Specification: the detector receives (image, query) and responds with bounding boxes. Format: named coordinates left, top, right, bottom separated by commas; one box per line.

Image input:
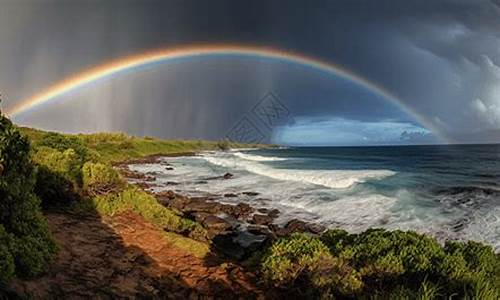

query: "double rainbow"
left=6, top=44, right=447, bottom=142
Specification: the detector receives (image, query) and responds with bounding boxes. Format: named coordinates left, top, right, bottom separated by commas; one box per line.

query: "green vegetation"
left=260, top=229, right=500, bottom=299
left=0, top=111, right=56, bottom=283
left=76, top=186, right=207, bottom=241
left=81, top=162, right=125, bottom=196
left=19, top=127, right=260, bottom=163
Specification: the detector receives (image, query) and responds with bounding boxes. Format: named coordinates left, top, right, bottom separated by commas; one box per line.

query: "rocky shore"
left=116, top=154, right=327, bottom=261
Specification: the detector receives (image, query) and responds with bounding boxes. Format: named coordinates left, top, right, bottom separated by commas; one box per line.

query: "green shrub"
left=36, top=132, right=88, bottom=164
left=258, top=228, right=500, bottom=299
left=32, top=146, right=82, bottom=185
left=80, top=187, right=207, bottom=240
left=261, top=233, right=362, bottom=297
left=32, top=146, right=83, bottom=208
left=216, top=139, right=231, bottom=151
left=0, top=225, right=15, bottom=283
left=82, top=162, right=124, bottom=195
left=0, top=111, right=56, bottom=281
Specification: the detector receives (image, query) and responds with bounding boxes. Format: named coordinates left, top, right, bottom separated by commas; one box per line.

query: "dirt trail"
left=11, top=211, right=266, bottom=299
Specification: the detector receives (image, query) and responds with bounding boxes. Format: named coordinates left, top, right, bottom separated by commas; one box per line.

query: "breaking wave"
left=201, top=153, right=395, bottom=189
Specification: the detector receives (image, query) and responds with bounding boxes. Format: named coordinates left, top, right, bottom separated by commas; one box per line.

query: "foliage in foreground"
left=261, top=229, right=500, bottom=299
left=0, top=112, right=56, bottom=283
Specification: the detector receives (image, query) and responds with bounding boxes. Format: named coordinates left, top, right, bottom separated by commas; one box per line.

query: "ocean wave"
left=232, top=152, right=287, bottom=162
left=201, top=154, right=395, bottom=189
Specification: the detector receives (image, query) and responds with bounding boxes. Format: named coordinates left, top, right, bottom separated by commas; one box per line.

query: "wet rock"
left=195, top=180, right=208, bottom=184
left=257, top=208, right=270, bottom=214
left=144, top=175, right=156, bottom=182
left=146, top=171, right=159, bottom=176
left=212, top=233, right=246, bottom=260
left=242, top=192, right=259, bottom=197
left=205, top=172, right=234, bottom=181
left=190, top=212, right=211, bottom=223
left=226, top=203, right=254, bottom=219
left=224, top=193, right=238, bottom=198
left=202, top=215, right=233, bottom=235
left=271, top=219, right=326, bottom=236
left=165, top=181, right=179, bottom=186
left=268, top=209, right=280, bottom=219
left=250, top=214, right=273, bottom=226
left=165, top=167, right=174, bottom=171
left=246, top=225, right=269, bottom=236
left=155, top=190, right=176, bottom=200
left=133, top=182, right=157, bottom=189
left=120, top=168, right=146, bottom=179
left=307, top=223, right=326, bottom=234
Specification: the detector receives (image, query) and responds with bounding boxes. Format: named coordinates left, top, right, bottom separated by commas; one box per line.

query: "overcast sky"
left=1, top=0, right=500, bottom=145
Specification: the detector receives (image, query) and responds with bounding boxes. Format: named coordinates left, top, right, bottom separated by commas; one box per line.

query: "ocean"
left=129, top=144, right=500, bottom=251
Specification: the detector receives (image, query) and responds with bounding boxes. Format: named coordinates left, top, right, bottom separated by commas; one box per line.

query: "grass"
left=18, top=127, right=267, bottom=163
left=73, top=187, right=208, bottom=241
left=162, top=232, right=210, bottom=258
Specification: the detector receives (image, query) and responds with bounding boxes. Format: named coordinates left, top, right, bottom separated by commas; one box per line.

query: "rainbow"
left=6, top=44, right=448, bottom=142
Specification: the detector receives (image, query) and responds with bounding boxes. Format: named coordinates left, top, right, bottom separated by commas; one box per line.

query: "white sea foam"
left=201, top=154, right=395, bottom=189
left=232, top=152, right=287, bottom=162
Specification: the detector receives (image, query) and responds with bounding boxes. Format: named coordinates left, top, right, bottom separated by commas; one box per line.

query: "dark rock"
left=195, top=181, right=208, bottom=184
left=183, top=200, right=222, bottom=214
left=212, top=233, right=246, bottom=260
left=205, top=172, right=234, bottom=181
left=268, top=209, right=280, bottom=219
left=189, top=212, right=210, bottom=223
left=285, top=219, right=309, bottom=232
left=165, top=167, right=174, bottom=171
left=246, top=225, right=270, bottom=236
left=155, top=190, right=176, bottom=200
left=146, top=171, right=159, bottom=176
left=144, top=175, right=156, bottom=182
left=307, top=223, right=326, bottom=234
left=257, top=208, right=270, bottom=214
left=227, top=203, right=254, bottom=219
left=120, top=168, right=146, bottom=179
left=224, top=193, right=238, bottom=198
left=133, top=182, right=157, bottom=189
left=165, top=181, right=179, bottom=186
left=250, top=214, right=273, bottom=226
left=271, top=219, right=326, bottom=237
left=242, top=192, right=259, bottom=197
left=202, top=215, right=233, bottom=235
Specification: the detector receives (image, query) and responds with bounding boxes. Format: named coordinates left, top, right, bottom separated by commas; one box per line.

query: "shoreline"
left=116, top=152, right=328, bottom=260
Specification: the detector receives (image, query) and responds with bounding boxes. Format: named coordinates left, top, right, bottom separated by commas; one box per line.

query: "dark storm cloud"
left=1, top=0, right=500, bottom=144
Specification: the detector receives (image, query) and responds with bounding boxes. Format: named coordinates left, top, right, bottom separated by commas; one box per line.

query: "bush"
left=36, top=132, right=88, bottom=164
left=261, top=233, right=362, bottom=297
left=261, top=228, right=500, bottom=298
left=216, top=139, right=231, bottom=151
left=0, top=111, right=56, bottom=282
left=0, top=226, right=15, bottom=283
left=32, top=146, right=83, bottom=208
left=82, top=162, right=125, bottom=196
